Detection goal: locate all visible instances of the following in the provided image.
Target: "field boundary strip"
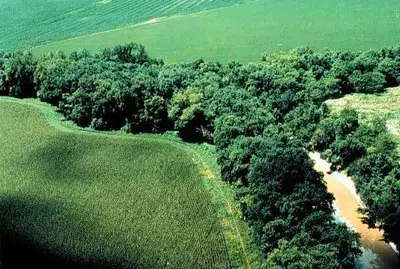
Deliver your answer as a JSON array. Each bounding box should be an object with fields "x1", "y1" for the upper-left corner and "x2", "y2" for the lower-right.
[
  {"x1": 0, "y1": 96, "x2": 255, "y2": 268},
  {"x1": 189, "y1": 149, "x2": 253, "y2": 269}
]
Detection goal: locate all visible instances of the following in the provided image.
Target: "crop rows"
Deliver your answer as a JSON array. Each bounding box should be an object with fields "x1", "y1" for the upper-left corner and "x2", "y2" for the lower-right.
[
  {"x1": 0, "y1": 101, "x2": 230, "y2": 268},
  {"x1": 0, "y1": 0, "x2": 245, "y2": 52}
]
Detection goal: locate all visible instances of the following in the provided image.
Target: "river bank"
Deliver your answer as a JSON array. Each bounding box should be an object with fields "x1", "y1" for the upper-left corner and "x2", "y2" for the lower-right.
[{"x1": 309, "y1": 152, "x2": 399, "y2": 269}]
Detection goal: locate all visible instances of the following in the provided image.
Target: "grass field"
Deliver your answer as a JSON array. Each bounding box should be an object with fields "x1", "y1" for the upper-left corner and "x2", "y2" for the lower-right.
[
  {"x1": 0, "y1": 99, "x2": 247, "y2": 268},
  {"x1": 0, "y1": 0, "x2": 245, "y2": 52},
  {"x1": 326, "y1": 87, "x2": 400, "y2": 139},
  {"x1": 30, "y1": 0, "x2": 400, "y2": 63}
]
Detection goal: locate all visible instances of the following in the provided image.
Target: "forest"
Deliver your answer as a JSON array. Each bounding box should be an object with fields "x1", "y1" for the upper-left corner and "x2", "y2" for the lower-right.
[{"x1": 1, "y1": 43, "x2": 400, "y2": 268}]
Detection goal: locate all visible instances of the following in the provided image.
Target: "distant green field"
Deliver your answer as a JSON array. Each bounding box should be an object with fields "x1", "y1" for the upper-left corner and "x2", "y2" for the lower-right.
[
  {"x1": 31, "y1": 0, "x2": 400, "y2": 63},
  {"x1": 0, "y1": 0, "x2": 244, "y2": 52},
  {"x1": 0, "y1": 100, "x2": 232, "y2": 268}
]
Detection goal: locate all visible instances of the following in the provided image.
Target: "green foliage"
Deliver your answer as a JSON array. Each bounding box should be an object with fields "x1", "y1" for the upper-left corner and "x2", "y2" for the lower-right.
[
  {"x1": 36, "y1": 45, "x2": 172, "y2": 134},
  {"x1": 168, "y1": 86, "x2": 212, "y2": 141},
  {"x1": 348, "y1": 71, "x2": 386, "y2": 94},
  {"x1": 207, "y1": 86, "x2": 263, "y2": 119},
  {"x1": 35, "y1": 52, "x2": 76, "y2": 104},
  {"x1": 348, "y1": 153, "x2": 395, "y2": 186},
  {"x1": 357, "y1": 171, "x2": 400, "y2": 244},
  {"x1": 62, "y1": 88, "x2": 93, "y2": 127},
  {"x1": 101, "y1": 43, "x2": 160, "y2": 65},
  {"x1": 217, "y1": 136, "x2": 261, "y2": 186},
  {"x1": 311, "y1": 108, "x2": 359, "y2": 152},
  {"x1": 376, "y1": 58, "x2": 400, "y2": 87},
  {"x1": 328, "y1": 135, "x2": 366, "y2": 167},
  {"x1": 8, "y1": 43, "x2": 400, "y2": 267},
  {"x1": 312, "y1": 106, "x2": 400, "y2": 247},
  {"x1": 0, "y1": 52, "x2": 37, "y2": 98},
  {"x1": 243, "y1": 133, "x2": 361, "y2": 267},
  {"x1": 266, "y1": 219, "x2": 361, "y2": 269}
]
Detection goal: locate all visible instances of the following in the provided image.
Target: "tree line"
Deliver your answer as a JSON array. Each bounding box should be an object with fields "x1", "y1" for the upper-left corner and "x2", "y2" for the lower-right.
[
  {"x1": 1, "y1": 43, "x2": 400, "y2": 268},
  {"x1": 311, "y1": 108, "x2": 400, "y2": 249}
]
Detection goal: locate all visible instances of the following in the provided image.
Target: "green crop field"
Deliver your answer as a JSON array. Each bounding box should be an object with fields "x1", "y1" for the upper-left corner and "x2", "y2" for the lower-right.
[
  {"x1": 0, "y1": 0, "x2": 244, "y2": 52},
  {"x1": 0, "y1": 0, "x2": 243, "y2": 51},
  {"x1": 30, "y1": 0, "x2": 400, "y2": 63},
  {"x1": 0, "y1": 99, "x2": 234, "y2": 268}
]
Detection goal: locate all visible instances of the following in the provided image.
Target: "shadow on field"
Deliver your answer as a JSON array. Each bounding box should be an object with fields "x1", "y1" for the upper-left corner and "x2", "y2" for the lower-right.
[
  {"x1": 0, "y1": 195, "x2": 153, "y2": 269},
  {"x1": 25, "y1": 134, "x2": 93, "y2": 183}
]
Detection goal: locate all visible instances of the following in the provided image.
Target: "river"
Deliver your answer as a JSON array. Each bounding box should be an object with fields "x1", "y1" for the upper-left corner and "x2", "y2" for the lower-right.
[{"x1": 309, "y1": 152, "x2": 399, "y2": 269}]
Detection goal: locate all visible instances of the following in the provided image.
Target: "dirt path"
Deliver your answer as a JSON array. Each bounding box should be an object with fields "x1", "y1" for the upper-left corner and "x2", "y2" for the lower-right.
[{"x1": 309, "y1": 152, "x2": 399, "y2": 269}]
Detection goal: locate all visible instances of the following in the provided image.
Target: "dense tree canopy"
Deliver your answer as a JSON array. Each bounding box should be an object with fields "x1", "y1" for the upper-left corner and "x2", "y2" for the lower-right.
[
  {"x1": 312, "y1": 109, "x2": 400, "y2": 247},
  {"x1": 0, "y1": 51, "x2": 36, "y2": 98},
  {"x1": 2, "y1": 43, "x2": 400, "y2": 268}
]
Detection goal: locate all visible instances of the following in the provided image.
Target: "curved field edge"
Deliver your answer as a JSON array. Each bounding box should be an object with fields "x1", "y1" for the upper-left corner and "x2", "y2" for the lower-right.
[
  {"x1": 30, "y1": 0, "x2": 400, "y2": 63},
  {"x1": 0, "y1": 99, "x2": 229, "y2": 268},
  {"x1": 0, "y1": 97, "x2": 259, "y2": 268}
]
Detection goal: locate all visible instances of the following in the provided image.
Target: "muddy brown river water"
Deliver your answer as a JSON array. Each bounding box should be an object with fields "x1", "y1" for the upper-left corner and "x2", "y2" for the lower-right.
[{"x1": 309, "y1": 152, "x2": 399, "y2": 269}]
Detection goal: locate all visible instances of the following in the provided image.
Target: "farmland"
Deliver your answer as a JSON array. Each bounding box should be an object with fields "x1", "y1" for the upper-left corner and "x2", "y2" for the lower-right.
[
  {"x1": 3, "y1": 0, "x2": 400, "y2": 266},
  {"x1": 0, "y1": 0, "x2": 245, "y2": 53},
  {"x1": 0, "y1": 99, "x2": 235, "y2": 268},
  {"x1": 30, "y1": 0, "x2": 400, "y2": 63}
]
